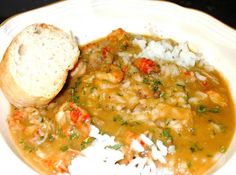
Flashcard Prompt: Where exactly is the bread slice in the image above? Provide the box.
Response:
[0,23,79,107]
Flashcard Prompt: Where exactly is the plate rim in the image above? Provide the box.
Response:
[0,0,235,175]
[1,0,235,35]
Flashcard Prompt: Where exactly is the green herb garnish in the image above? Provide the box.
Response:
[106,144,122,150]
[60,145,69,152]
[208,106,221,113]
[117,92,123,96]
[71,88,80,105]
[176,83,185,89]
[74,78,81,88]
[160,128,173,141]
[152,79,162,92]
[80,137,95,150]
[128,121,141,127]
[143,77,150,84]
[183,94,189,102]
[190,143,202,153]
[161,128,170,138]
[70,133,79,140]
[90,87,97,93]
[206,153,213,157]
[113,115,128,125]
[120,43,129,51]
[48,134,55,142]
[39,136,44,141]
[160,92,166,99]
[219,146,226,153]
[56,128,66,138]
[23,144,36,153]
[197,105,221,114]
[20,140,36,153]
[197,105,207,113]
[187,161,192,168]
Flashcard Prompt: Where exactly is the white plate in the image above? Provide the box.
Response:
[0,0,236,174]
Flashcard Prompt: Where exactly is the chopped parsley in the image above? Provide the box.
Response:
[56,128,66,138]
[70,133,79,140]
[206,153,213,157]
[74,78,81,88]
[90,87,97,93]
[160,128,173,142]
[208,106,221,113]
[219,146,226,153]
[71,88,80,105]
[105,144,122,150]
[128,121,141,127]
[160,92,166,98]
[20,140,36,153]
[99,130,106,135]
[197,105,207,113]
[161,128,171,138]
[187,161,192,168]
[143,77,150,84]
[183,94,189,102]
[23,144,36,153]
[120,42,129,51]
[48,134,55,142]
[176,83,185,90]
[190,143,202,153]
[39,136,45,141]
[80,137,95,150]
[152,79,162,92]
[197,105,221,114]
[117,92,123,96]
[113,115,128,125]
[60,145,69,152]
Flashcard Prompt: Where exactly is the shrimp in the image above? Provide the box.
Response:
[30,127,48,145]
[55,102,91,138]
[94,79,119,89]
[43,149,78,174]
[70,60,87,77]
[95,65,124,83]
[133,58,160,74]
[8,110,23,129]
[188,91,208,106]
[133,100,193,127]
[55,102,69,126]
[206,90,227,107]
[152,103,193,123]
[108,28,126,41]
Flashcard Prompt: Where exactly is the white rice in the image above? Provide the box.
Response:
[133,38,147,50]
[140,134,154,146]
[67,125,174,175]
[167,145,176,155]
[131,139,145,152]
[156,140,168,157]
[133,39,199,68]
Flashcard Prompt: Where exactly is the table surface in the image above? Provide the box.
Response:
[0,0,235,29]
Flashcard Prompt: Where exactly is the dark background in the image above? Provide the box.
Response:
[0,0,235,29]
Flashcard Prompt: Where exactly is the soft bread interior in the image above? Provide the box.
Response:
[8,24,79,99]
[0,23,80,107]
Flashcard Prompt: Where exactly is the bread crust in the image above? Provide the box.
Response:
[0,23,79,107]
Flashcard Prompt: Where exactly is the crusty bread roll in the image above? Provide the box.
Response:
[0,23,80,107]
